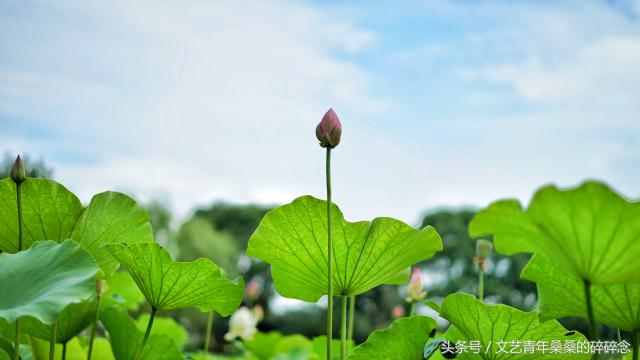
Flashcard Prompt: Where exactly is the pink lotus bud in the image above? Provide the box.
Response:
[315,108,342,148]
[10,155,26,184]
[245,278,261,301]
[391,305,405,319]
[252,304,264,321]
[406,267,427,303]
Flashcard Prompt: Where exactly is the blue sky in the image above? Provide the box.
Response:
[1,0,639,223]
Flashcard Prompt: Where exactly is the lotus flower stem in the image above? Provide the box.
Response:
[12,156,24,360]
[204,310,214,358]
[617,328,622,342]
[583,281,598,341]
[478,269,484,301]
[49,322,57,360]
[409,302,416,316]
[340,295,347,360]
[13,320,20,360]
[347,296,355,341]
[87,284,104,360]
[134,308,157,360]
[326,147,334,360]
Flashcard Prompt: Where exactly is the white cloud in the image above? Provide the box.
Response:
[1,0,639,227]
[0,0,391,220]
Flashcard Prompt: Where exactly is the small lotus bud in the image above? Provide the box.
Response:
[315,108,342,148]
[245,278,261,301]
[391,305,405,319]
[10,155,26,184]
[475,239,493,259]
[252,304,264,321]
[406,267,427,303]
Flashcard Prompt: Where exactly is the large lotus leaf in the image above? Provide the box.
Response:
[0,240,98,324]
[0,337,14,360]
[104,271,146,311]
[247,196,442,302]
[0,178,153,273]
[30,336,115,360]
[71,191,153,273]
[0,178,83,252]
[107,242,244,315]
[100,306,184,360]
[469,181,640,285]
[438,293,590,359]
[244,331,283,360]
[18,300,96,343]
[522,254,640,331]
[346,316,437,360]
[312,336,354,360]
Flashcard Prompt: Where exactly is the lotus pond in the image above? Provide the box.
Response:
[0,110,638,360]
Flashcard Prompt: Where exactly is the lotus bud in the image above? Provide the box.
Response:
[315,108,342,148]
[245,278,261,302]
[391,305,405,319]
[474,239,492,271]
[10,155,26,184]
[475,239,493,259]
[406,267,427,303]
[252,304,264,321]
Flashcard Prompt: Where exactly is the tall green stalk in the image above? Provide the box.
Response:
[13,178,23,360]
[87,287,103,360]
[49,322,57,360]
[583,281,598,341]
[478,269,484,301]
[347,296,355,341]
[134,308,157,360]
[326,148,333,360]
[340,296,347,360]
[203,311,214,359]
[409,302,416,317]
[62,341,67,360]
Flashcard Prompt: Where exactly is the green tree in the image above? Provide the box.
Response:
[419,209,536,309]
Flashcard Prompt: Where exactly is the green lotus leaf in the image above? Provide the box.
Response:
[135,314,188,349]
[346,316,437,360]
[20,300,96,343]
[29,336,115,360]
[0,178,153,273]
[438,293,590,359]
[0,178,83,252]
[0,337,14,360]
[244,331,283,360]
[71,191,153,273]
[107,242,244,315]
[104,271,146,311]
[469,181,640,284]
[522,254,640,331]
[312,335,354,360]
[0,240,98,325]
[100,306,184,360]
[384,268,411,285]
[247,196,442,302]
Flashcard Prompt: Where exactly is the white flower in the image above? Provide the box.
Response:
[224,307,258,341]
